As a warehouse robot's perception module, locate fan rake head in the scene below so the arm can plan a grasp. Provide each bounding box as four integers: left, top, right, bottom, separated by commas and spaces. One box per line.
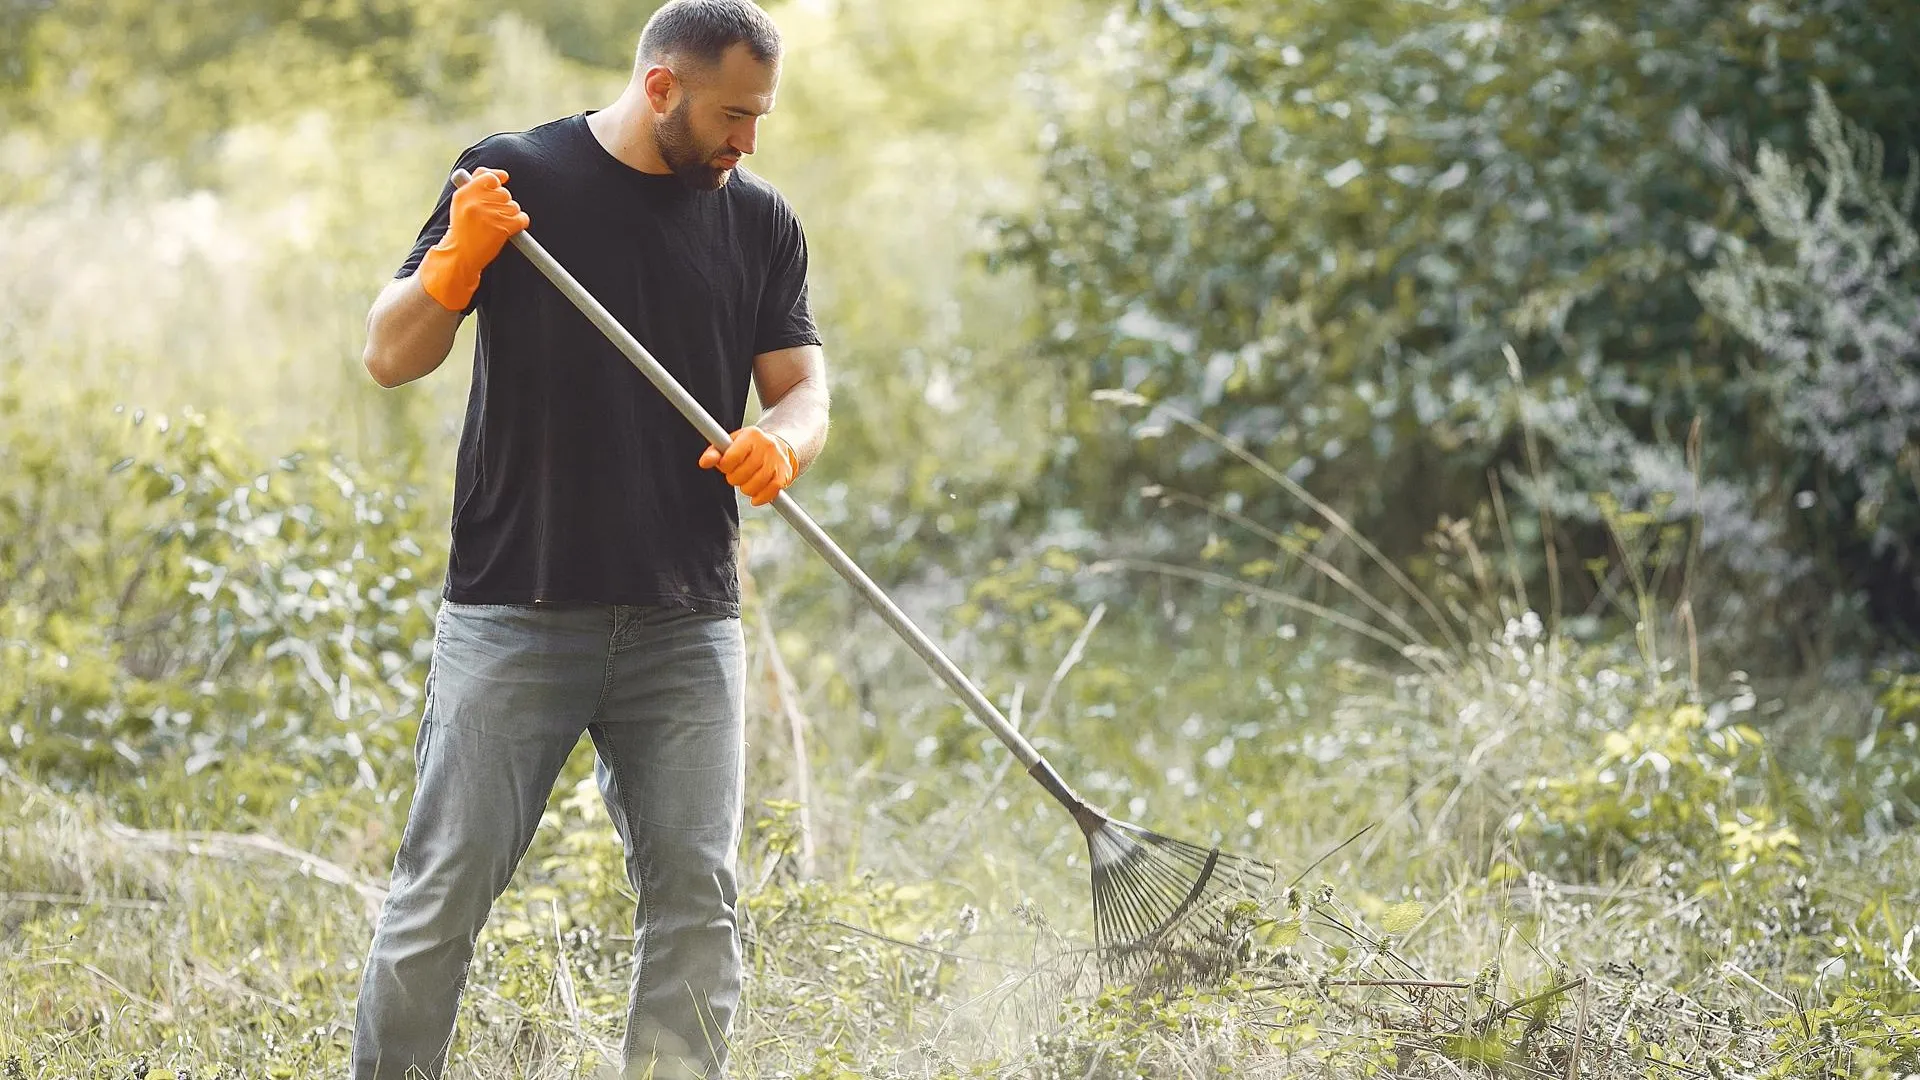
1026, 760, 1277, 984
1085, 815, 1278, 983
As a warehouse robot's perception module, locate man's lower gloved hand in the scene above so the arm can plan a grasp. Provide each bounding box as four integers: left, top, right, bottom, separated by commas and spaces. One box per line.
699, 427, 798, 507
418, 167, 529, 312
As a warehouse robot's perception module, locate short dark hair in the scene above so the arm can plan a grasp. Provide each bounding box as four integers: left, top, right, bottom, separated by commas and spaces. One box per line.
636, 0, 782, 73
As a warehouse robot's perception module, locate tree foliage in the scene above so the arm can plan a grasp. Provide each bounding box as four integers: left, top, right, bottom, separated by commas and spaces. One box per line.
1002, 0, 1920, 643
0, 0, 504, 190
1692, 82, 1920, 631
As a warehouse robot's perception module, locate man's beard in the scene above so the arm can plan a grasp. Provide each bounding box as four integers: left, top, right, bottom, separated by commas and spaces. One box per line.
654, 100, 729, 191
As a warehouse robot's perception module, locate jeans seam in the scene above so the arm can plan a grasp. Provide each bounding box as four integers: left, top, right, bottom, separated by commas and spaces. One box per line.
590, 610, 658, 1054
596, 724, 657, 1057
590, 608, 618, 725
393, 615, 445, 882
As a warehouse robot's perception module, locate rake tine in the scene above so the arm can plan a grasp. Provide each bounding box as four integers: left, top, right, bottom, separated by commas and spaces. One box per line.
1105, 860, 1159, 953
1134, 854, 1213, 941
1107, 856, 1164, 948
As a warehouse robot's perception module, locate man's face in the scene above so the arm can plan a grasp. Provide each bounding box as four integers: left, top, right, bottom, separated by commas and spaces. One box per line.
653, 42, 779, 191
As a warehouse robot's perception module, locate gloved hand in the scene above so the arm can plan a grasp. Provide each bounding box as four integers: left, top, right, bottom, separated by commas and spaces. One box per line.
417, 167, 529, 312
699, 427, 798, 507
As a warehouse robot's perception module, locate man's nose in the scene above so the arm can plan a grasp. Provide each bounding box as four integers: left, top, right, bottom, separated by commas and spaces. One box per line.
734, 118, 759, 156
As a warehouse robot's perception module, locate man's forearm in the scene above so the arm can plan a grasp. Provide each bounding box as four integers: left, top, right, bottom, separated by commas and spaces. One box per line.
362, 275, 463, 389
756, 377, 830, 474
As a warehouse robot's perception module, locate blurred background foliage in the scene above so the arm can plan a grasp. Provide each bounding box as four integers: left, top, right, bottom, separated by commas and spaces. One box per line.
3, 0, 1920, 1075
998, 0, 1920, 658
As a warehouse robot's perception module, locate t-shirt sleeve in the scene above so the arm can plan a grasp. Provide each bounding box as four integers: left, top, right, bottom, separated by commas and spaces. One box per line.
394, 143, 496, 315
754, 197, 823, 355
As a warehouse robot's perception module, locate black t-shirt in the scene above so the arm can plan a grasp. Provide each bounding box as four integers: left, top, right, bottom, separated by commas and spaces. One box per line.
397, 111, 821, 617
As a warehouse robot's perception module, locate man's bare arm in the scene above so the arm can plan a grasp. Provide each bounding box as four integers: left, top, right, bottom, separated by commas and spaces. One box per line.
362, 274, 463, 389
751, 343, 830, 473
365, 167, 526, 389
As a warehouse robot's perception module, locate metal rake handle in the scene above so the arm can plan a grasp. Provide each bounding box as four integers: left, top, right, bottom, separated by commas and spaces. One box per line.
449, 167, 1064, 784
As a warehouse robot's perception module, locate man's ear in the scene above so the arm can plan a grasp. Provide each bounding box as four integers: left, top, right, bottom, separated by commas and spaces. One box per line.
642, 63, 677, 113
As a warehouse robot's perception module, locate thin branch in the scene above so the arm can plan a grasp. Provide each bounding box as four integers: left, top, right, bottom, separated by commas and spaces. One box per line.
1250, 978, 1471, 992
103, 823, 387, 923
1149, 486, 1440, 653
1088, 558, 1435, 668
754, 604, 817, 879
1286, 824, 1377, 891
1504, 344, 1563, 636
1486, 977, 1586, 1025
1113, 394, 1465, 654
1034, 601, 1106, 729
0, 890, 165, 912
810, 918, 1024, 970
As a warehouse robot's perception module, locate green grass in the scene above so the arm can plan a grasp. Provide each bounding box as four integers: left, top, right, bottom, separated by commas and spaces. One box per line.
4, 358, 1917, 1078
6, 591, 1919, 1078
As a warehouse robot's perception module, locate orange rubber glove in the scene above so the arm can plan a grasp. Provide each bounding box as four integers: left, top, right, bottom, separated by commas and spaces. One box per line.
699, 426, 798, 507
417, 167, 529, 312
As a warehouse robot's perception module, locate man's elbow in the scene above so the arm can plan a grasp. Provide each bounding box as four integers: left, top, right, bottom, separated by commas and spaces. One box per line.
362, 342, 416, 389
362, 344, 398, 389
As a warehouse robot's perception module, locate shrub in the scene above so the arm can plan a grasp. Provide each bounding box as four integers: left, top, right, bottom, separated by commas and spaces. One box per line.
1517, 700, 1801, 881
1, 392, 442, 797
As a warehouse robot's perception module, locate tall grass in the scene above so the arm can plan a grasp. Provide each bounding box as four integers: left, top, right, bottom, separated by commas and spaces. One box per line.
5, 370, 1918, 1076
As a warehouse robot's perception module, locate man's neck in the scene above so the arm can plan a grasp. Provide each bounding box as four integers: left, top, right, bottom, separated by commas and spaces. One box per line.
588, 92, 672, 175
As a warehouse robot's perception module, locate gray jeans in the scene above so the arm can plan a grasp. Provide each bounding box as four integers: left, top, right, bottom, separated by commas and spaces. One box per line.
351, 600, 746, 1080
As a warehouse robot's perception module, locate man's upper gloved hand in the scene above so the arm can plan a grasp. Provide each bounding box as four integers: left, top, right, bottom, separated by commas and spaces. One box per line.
699, 427, 798, 507
418, 167, 529, 312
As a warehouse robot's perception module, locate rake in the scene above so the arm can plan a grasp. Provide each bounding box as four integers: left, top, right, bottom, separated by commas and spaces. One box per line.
453, 168, 1278, 981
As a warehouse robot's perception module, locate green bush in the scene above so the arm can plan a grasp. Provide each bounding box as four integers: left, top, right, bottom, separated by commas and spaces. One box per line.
1, 391, 441, 796
999, 0, 1920, 648
1826, 671, 1920, 835
1762, 994, 1920, 1080
1517, 701, 1801, 881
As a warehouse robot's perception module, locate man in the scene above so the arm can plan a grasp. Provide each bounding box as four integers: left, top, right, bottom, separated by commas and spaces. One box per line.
351, 2, 827, 1077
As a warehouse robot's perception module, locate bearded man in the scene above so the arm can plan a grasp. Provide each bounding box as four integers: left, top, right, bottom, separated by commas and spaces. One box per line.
352, 2, 827, 1076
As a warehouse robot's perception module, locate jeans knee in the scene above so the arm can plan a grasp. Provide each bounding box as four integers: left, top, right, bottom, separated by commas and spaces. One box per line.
637, 837, 736, 901
381, 856, 503, 949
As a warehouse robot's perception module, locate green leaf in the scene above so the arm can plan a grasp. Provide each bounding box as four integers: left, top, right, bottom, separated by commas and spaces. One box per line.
1260, 918, 1303, 947
1382, 901, 1425, 934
